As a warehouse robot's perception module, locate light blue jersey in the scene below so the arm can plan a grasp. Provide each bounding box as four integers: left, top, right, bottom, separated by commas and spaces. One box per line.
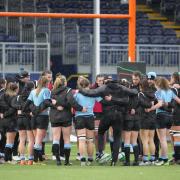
28, 88, 51, 115
74, 92, 102, 117
155, 89, 177, 114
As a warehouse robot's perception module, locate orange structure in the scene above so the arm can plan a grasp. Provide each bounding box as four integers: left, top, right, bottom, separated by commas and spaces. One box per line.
0, 0, 136, 62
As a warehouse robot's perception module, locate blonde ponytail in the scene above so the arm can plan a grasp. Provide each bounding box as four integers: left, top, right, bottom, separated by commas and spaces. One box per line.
53, 75, 67, 91
36, 76, 48, 96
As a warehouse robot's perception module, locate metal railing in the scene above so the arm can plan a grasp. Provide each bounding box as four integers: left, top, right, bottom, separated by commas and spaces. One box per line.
62, 23, 79, 64
0, 42, 50, 77
137, 44, 180, 67
100, 44, 128, 66
78, 44, 180, 69
79, 33, 93, 65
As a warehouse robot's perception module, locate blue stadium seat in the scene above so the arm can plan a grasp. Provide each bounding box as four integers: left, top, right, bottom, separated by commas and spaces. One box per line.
65, 28, 78, 34
79, 19, 93, 26
101, 10, 109, 14
175, 3, 180, 23
150, 20, 163, 27
79, 26, 93, 34
136, 27, 150, 35
107, 27, 121, 34
101, 20, 107, 26
0, 26, 5, 33
121, 20, 128, 26
79, 34, 91, 42
121, 35, 128, 44
163, 28, 176, 36
0, 35, 6, 42
80, 43, 91, 53
121, 28, 128, 35
177, 38, 180, 45
161, 0, 176, 13
150, 27, 163, 35
6, 35, 18, 42
100, 28, 108, 34
0, 4, 5, 11
100, 35, 108, 43
65, 44, 77, 56
64, 19, 78, 24
137, 36, 150, 44
164, 36, 178, 44
107, 20, 122, 26
120, 3, 128, 10
150, 35, 165, 44
137, 12, 148, 19
109, 35, 122, 43
65, 35, 77, 43
146, 0, 161, 4
137, 19, 151, 27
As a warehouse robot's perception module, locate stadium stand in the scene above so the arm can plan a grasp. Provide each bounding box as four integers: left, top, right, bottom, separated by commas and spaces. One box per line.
0, 0, 179, 45
0, 0, 179, 77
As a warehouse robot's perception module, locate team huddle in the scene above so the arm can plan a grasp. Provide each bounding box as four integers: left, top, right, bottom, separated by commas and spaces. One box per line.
0, 70, 180, 166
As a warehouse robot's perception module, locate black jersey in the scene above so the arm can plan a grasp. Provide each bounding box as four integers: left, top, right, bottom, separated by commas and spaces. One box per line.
172, 87, 180, 124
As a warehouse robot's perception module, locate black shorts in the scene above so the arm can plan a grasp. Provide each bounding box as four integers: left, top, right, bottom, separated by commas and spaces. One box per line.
173, 120, 180, 126
172, 117, 180, 126
51, 121, 72, 128
156, 112, 173, 129
94, 113, 103, 121
32, 115, 49, 130
141, 120, 156, 130
123, 120, 140, 131
75, 115, 94, 130
1, 119, 17, 133
17, 116, 32, 131
0, 119, 4, 132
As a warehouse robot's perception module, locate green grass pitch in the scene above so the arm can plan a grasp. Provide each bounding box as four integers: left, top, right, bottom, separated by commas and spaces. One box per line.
0, 143, 180, 180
